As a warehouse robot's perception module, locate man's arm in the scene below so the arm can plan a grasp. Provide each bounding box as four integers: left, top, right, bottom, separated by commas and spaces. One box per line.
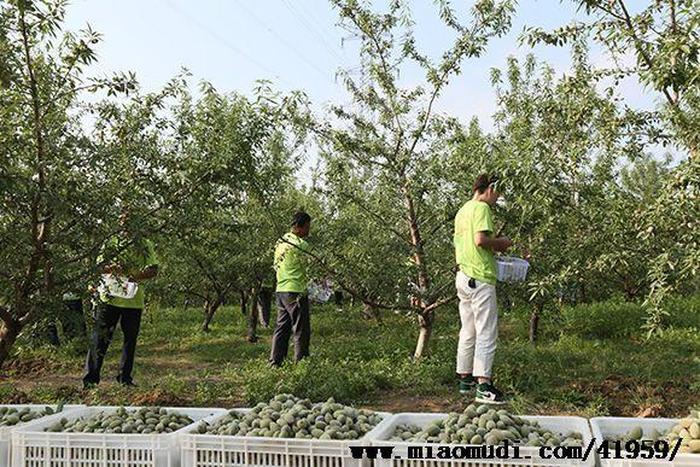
129, 240, 159, 282
474, 232, 512, 253
99, 263, 122, 274
129, 265, 159, 282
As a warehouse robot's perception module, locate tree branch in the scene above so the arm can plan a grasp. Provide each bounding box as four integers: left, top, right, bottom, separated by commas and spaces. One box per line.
423, 295, 457, 314
615, 0, 676, 105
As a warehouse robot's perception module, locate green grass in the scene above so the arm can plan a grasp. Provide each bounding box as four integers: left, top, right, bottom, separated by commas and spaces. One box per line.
3, 295, 699, 417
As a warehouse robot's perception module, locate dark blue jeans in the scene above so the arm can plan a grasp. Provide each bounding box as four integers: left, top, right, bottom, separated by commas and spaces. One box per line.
83, 302, 142, 386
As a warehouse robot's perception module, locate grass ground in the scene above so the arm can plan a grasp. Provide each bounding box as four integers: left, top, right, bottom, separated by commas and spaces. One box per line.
2, 295, 699, 417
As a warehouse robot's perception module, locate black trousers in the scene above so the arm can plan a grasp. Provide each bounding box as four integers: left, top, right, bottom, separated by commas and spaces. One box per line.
269, 292, 310, 365
83, 303, 142, 386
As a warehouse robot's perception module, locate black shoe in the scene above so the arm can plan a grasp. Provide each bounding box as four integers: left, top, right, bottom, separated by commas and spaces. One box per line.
458, 375, 477, 394
475, 382, 506, 404
117, 377, 137, 387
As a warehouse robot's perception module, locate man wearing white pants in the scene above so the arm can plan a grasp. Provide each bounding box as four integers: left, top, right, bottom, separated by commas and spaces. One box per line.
453, 174, 511, 404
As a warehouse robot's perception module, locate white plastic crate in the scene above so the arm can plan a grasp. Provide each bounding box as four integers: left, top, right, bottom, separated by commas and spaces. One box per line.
590, 417, 699, 467
0, 404, 83, 467
496, 256, 530, 283
11, 405, 226, 467
180, 408, 393, 467
369, 413, 594, 467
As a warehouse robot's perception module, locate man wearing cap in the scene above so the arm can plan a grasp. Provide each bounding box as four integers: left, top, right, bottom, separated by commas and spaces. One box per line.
453, 174, 512, 404
269, 211, 313, 366
83, 216, 159, 389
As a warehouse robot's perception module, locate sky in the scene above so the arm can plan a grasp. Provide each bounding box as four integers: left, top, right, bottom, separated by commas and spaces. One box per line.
62, 0, 664, 156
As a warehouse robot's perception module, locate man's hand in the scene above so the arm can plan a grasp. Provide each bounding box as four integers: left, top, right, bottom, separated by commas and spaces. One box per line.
128, 265, 159, 282
101, 263, 122, 274
496, 236, 512, 252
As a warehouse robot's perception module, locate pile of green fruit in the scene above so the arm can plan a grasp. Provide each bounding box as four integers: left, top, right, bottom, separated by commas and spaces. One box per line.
607, 409, 700, 454
44, 406, 194, 434
389, 404, 583, 447
194, 394, 383, 440
0, 404, 64, 427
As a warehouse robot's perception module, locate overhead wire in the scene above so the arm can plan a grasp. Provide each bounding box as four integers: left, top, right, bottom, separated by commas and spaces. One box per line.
294, 0, 346, 55
233, 0, 333, 80
280, 0, 345, 63
162, 0, 296, 89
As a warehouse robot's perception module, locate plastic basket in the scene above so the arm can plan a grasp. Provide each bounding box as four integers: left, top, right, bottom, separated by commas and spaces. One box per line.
98, 274, 139, 299
0, 404, 83, 467
590, 417, 699, 467
369, 413, 594, 466
496, 256, 530, 283
12, 405, 226, 467
180, 408, 392, 467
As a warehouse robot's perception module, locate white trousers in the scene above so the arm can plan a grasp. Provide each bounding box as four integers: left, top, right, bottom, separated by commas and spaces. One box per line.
455, 270, 498, 378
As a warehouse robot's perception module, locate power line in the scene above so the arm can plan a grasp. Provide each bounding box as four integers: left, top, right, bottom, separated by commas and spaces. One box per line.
162, 0, 295, 88
233, 0, 333, 81
280, 0, 344, 63
293, 0, 345, 55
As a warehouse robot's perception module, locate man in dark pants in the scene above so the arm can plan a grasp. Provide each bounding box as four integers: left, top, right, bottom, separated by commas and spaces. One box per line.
269, 211, 312, 366
83, 227, 159, 388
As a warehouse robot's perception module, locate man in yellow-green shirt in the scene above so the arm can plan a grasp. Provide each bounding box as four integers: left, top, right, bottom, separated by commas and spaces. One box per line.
269, 211, 312, 366
454, 174, 512, 404
83, 217, 159, 389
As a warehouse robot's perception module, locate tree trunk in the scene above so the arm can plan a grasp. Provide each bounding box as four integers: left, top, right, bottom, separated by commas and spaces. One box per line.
0, 322, 21, 368
239, 290, 247, 316
529, 304, 542, 344
413, 311, 433, 360
579, 279, 587, 304
201, 298, 220, 332
361, 303, 382, 323
401, 183, 431, 301
622, 277, 640, 301
247, 288, 259, 343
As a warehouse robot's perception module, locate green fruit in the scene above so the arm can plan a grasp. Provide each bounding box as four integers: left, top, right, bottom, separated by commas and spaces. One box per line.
199, 395, 382, 439
628, 427, 643, 440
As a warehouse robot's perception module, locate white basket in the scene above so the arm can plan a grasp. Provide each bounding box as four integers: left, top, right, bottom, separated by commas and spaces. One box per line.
98, 274, 139, 299
180, 408, 393, 467
369, 413, 594, 466
11, 405, 226, 467
1, 404, 83, 467
590, 417, 699, 467
496, 256, 530, 283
